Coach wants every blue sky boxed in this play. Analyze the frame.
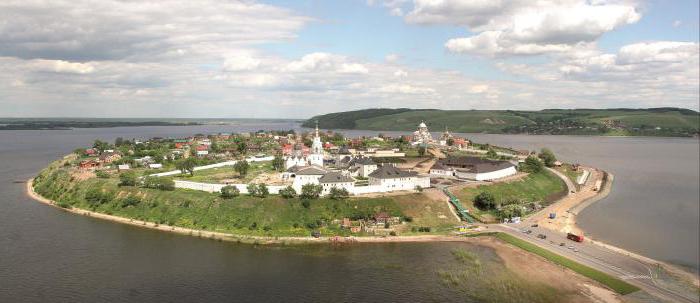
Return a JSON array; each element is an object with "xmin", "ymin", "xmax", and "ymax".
[{"xmin": 0, "ymin": 0, "xmax": 697, "ymax": 118}]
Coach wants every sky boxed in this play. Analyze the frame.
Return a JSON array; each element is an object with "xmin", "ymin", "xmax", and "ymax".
[{"xmin": 0, "ymin": 0, "xmax": 698, "ymax": 118}]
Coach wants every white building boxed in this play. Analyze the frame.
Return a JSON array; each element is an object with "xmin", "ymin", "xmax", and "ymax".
[
  {"xmin": 351, "ymin": 157, "xmax": 378, "ymax": 178},
  {"xmin": 411, "ymin": 121, "xmax": 433, "ymax": 145},
  {"xmin": 318, "ymin": 171, "xmax": 355, "ymax": 195},
  {"xmin": 431, "ymin": 156, "xmax": 517, "ymax": 181},
  {"xmin": 284, "ymin": 124, "xmax": 324, "ymax": 169},
  {"xmin": 290, "ymin": 166, "xmax": 328, "ymax": 192},
  {"xmin": 368, "ymin": 164, "xmax": 431, "ymax": 191}
]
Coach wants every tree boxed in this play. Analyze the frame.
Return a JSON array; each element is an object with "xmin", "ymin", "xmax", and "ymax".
[
  {"xmin": 120, "ymin": 195, "xmax": 141, "ymax": 208},
  {"xmin": 176, "ymin": 158, "xmax": 196, "ymax": 176},
  {"xmin": 234, "ymin": 160, "xmax": 250, "ymax": 178},
  {"xmin": 328, "ymin": 187, "xmax": 349, "ymax": 200},
  {"xmin": 119, "ymin": 171, "xmax": 138, "ymax": 186},
  {"xmin": 256, "ymin": 183, "xmax": 269, "ymax": 198},
  {"xmin": 486, "ymin": 148, "xmax": 498, "ymax": 159},
  {"xmin": 538, "ymin": 148, "xmax": 557, "ymax": 167},
  {"xmin": 272, "ymin": 155, "xmax": 285, "ymax": 172},
  {"xmin": 142, "ymin": 176, "xmax": 175, "ymax": 191},
  {"xmin": 418, "ymin": 145, "xmax": 427, "ymax": 156},
  {"xmin": 95, "ymin": 170, "xmax": 110, "ymax": 179},
  {"xmin": 474, "ymin": 191, "xmax": 496, "ymax": 210},
  {"xmin": 236, "ymin": 141, "xmax": 247, "ymax": 153},
  {"xmin": 446, "ymin": 138, "xmax": 455, "ymax": 146},
  {"xmin": 220, "ymin": 185, "xmax": 240, "ymax": 199},
  {"xmin": 300, "ymin": 183, "xmax": 322, "ymax": 200},
  {"xmin": 520, "ymin": 156, "xmax": 544, "ymax": 173},
  {"xmin": 246, "ymin": 183, "xmax": 258, "ymax": 196},
  {"xmin": 279, "ymin": 185, "xmax": 296, "ymax": 199},
  {"xmin": 92, "ymin": 139, "xmax": 110, "ymax": 151},
  {"xmin": 414, "ymin": 185, "xmax": 424, "ymax": 192}
]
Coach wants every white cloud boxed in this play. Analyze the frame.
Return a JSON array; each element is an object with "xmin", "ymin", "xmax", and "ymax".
[
  {"xmin": 378, "ymin": 83, "xmax": 435, "ymax": 94},
  {"xmin": 673, "ymin": 20, "xmax": 682, "ymax": 27},
  {"xmin": 385, "ymin": 53, "xmax": 400, "ymax": 63},
  {"xmin": 394, "ymin": 69, "xmax": 408, "ymax": 77},
  {"xmin": 223, "ymin": 54, "xmax": 261, "ymax": 72},
  {"xmin": 31, "ymin": 59, "xmax": 95, "ymax": 74},
  {"xmin": 469, "ymin": 84, "xmax": 490, "ymax": 93},
  {"xmin": 408, "ymin": 0, "xmax": 641, "ymax": 56},
  {"xmin": 285, "ymin": 52, "xmax": 368, "ymax": 74}
]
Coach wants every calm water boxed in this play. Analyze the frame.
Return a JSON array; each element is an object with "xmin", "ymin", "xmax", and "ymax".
[{"xmin": 1, "ymin": 122, "xmax": 698, "ymax": 301}]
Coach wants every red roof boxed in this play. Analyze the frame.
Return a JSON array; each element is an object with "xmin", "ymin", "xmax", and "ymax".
[{"xmin": 196, "ymin": 145, "xmax": 209, "ymax": 151}]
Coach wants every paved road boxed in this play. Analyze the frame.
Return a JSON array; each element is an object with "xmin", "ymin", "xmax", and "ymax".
[{"xmin": 490, "ymin": 224, "xmax": 698, "ymax": 303}]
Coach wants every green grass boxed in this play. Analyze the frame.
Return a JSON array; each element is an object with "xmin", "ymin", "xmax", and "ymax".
[
  {"xmin": 455, "ymin": 171, "xmax": 566, "ymax": 222},
  {"xmin": 490, "ymin": 233, "xmax": 640, "ymax": 295},
  {"xmin": 33, "ymin": 162, "xmax": 458, "ymax": 237},
  {"xmin": 555, "ymin": 164, "xmax": 583, "ymax": 185},
  {"xmin": 176, "ymin": 161, "xmax": 276, "ymax": 183}
]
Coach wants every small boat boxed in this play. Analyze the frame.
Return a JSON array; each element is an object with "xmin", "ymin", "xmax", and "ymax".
[{"xmin": 13, "ymin": 180, "xmax": 26, "ymax": 184}]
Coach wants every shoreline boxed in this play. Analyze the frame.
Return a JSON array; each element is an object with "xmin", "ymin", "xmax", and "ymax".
[{"xmin": 25, "ymin": 178, "xmax": 469, "ymax": 245}]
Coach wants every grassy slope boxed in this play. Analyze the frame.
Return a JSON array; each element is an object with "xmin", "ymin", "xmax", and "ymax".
[
  {"xmin": 33, "ymin": 164, "xmax": 457, "ymax": 237},
  {"xmin": 306, "ymin": 108, "xmax": 699, "ymax": 134},
  {"xmin": 491, "ymin": 233, "xmax": 640, "ymax": 295},
  {"xmin": 454, "ymin": 171, "xmax": 566, "ymax": 222},
  {"xmin": 176, "ymin": 161, "xmax": 275, "ymax": 183}
]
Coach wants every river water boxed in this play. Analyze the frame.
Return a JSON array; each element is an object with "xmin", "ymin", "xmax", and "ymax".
[{"xmin": 0, "ymin": 122, "xmax": 698, "ymax": 302}]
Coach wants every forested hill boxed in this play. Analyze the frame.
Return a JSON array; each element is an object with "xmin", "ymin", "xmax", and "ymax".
[{"xmin": 303, "ymin": 108, "xmax": 700, "ymax": 137}]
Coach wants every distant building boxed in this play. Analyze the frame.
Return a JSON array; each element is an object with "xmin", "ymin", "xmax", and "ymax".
[
  {"xmin": 368, "ymin": 164, "xmax": 430, "ymax": 191},
  {"xmin": 411, "ymin": 121, "xmax": 433, "ymax": 145}
]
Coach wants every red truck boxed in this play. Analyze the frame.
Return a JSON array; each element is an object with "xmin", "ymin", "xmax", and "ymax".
[{"xmin": 567, "ymin": 233, "xmax": 584, "ymax": 242}]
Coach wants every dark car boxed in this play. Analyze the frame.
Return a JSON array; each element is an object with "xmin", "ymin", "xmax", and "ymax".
[
  {"xmin": 537, "ymin": 234, "xmax": 547, "ymax": 239},
  {"xmin": 311, "ymin": 231, "xmax": 321, "ymax": 238},
  {"xmin": 559, "ymin": 242, "xmax": 566, "ymax": 246},
  {"xmin": 531, "ymin": 224, "xmax": 539, "ymax": 227}
]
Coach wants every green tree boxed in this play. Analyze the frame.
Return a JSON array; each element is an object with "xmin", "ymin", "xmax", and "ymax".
[
  {"xmin": 237, "ymin": 141, "xmax": 247, "ymax": 153},
  {"xmin": 486, "ymin": 148, "xmax": 498, "ymax": 159},
  {"xmin": 92, "ymin": 139, "xmax": 110, "ymax": 151},
  {"xmin": 120, "ymin": 195, "xmax": 141, "ymax": 208},
  {"xmin": 474, "ymin": 191, "xmax": 496, "ymax": 210},
  {"xmin": 414, "ymin": 185, "xmax": 424, "ymax": 192},
  {"xmin": 220, "ymin": 185, "xmax": 240, "ymax": 199},
  {"xmin": 246, "ymin": 183, "xmax": 258, "ymax": 196},
  {"xmin": 418, "ymin": 145, "xmax": 427, "ymax": 156},
  {"xmin": 272, "ymin": 155, "xmax": 285, "ymax": 172},
  {"xmin": 279, "ymin": 185, "xmax": 296, "ymax": 199},
  {"xmin": 176, "ymin": 157, "xmax": 197, "ymax": 176},
  {"xmin": 328, "ymin": 187, "xmax": 349, "ymax": 200},
  {"xmin": 300, "ymin": 183, "xmax": 322, "ymax": 200},
  {"xmin": 520, "ymin": 156, "xmax": 544, "ymax": 173},
  {"xmin": 234, "ymin": 160, "xmax": 250, "ymax": 178},
  {"xmin": 95, "ymin": 170, "xmax": 110, "ymax": 179},
  {"xmin": 256, "ymin": 183, "xmax": 269, "ymax": 198},
  {"xmin": 446, "ymin": 138, "xmax": 455, "ymax": 146},
  {"xmin": 142, "ymin": 176, "xmax": 175, "ymax": 191},
  {"xmin": 538, "ymin": 148, "xmax": 557, "ymax": 167},
  {"xmin": 119, "ymin": 171, "xmax": 138, "ymax": 186}
]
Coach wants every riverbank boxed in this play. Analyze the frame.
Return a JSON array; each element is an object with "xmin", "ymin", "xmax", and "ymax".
[{"xmin": 26, "ymin": 178, "xmax": 470, "ymax": 245}]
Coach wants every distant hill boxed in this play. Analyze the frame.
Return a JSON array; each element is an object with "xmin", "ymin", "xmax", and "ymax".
[{"xmin": 303, "ymin": 108, "xmax": 700, "ymax": 137}]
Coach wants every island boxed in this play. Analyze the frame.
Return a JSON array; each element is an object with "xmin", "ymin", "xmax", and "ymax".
[{"xmin": 28, "ymin": 121, "xmax": 700, "ymax": 302}]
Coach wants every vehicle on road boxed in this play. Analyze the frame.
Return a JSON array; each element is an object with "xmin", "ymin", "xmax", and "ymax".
[
  {"xmin": 537, "ymin": 234, "xmax": 547, "ymax": 239},
  {"xmin": 567, "ymin": 232, "xmax": 585, "ymax": 242},
  {"xmin": 559, "ymin": 242, "xmax": 565, "ymax": 246},
  {"xmin": 568, "ymin": 246, "xmax": 574, "ymax": 250},
  {"xmin": 526, "ymin": 230, "xmax": 533, "ymax": 234},
  {"xmin": 531, "ymin": 223, "xmax": 538, "ymax": 227},
  {"xmin": 549, "ymin": 213, "xmax": 556, "ymax": 219}
]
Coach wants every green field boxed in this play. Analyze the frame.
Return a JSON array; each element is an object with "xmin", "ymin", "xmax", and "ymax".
[
  {"xmin": 454, "ymin": 171, "xmax": 566, "ymax": 222},
  {"xmin": 33, "ymin": 161, "xmax": 458, "ymax": 237},
  {"xmin": 304, "ymin": 108, "xmax": 699, "ymax": 137},
  {"xmin": 490, "ymin": 233, "xmax": 640, "ymax": 295},
  {"xmin": 175, "ymin": 161, "xmax": 276, "ymax": 183}
]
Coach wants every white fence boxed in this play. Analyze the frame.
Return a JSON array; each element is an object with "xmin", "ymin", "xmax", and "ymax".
[
  {"xmin": 576, "ymin": 170, "xmax": 590, "ymax": 185},
  {"xmin": 174, "ymin": 180, "xmax": 285, "ymax": 194}
]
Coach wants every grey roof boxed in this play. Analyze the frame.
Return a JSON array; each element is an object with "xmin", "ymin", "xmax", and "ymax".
[
  {"xmin": 439, "ymin": 156, "xmax": 515, "ymax": 174},
  {"xmin": 295, "ymin": 166, "xmax": 328, "ymax": 175},
  {"xmin": 319, "ymin": 171, "xmax": 354, "ymax": 183},
  {"xmin": 351, "ymin": 157, "xmax": 375, "ymax": 166},
  {"xmin": 368, "ymin": 164, "xmax": 418, "ymax": 179},
  {"xmin": 430, "ymin": 161, "xmax": 448, "ymax": 171},
  {"xmin": 338, "ymin": 146, "xmax": 351, "ymax": 155}
]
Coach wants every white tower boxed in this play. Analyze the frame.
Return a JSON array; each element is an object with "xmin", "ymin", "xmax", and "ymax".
[{"xmin": 309, "ymin": 121, "xmax": 324, "ymax": 167}]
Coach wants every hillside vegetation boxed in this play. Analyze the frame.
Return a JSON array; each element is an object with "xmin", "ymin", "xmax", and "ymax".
[{"xmin": 304, "ymin": 108, "xmax": 699, "ymax": 137}]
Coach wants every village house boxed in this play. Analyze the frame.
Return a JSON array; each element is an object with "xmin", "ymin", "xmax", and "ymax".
[
  {"xmin": 79, "ymin": 159, "xmax": 100, "ymax": 170},
  {"xmin": 318, "ymin": 171, "xmax": 355, "ymax": 195},
  {"xmin": 350, "ymin": 157, "xmax": 377, "ymax": 178},
  {"xmin": 98, "ymin": 152, "xmax": 121, "ymax": 164}
]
